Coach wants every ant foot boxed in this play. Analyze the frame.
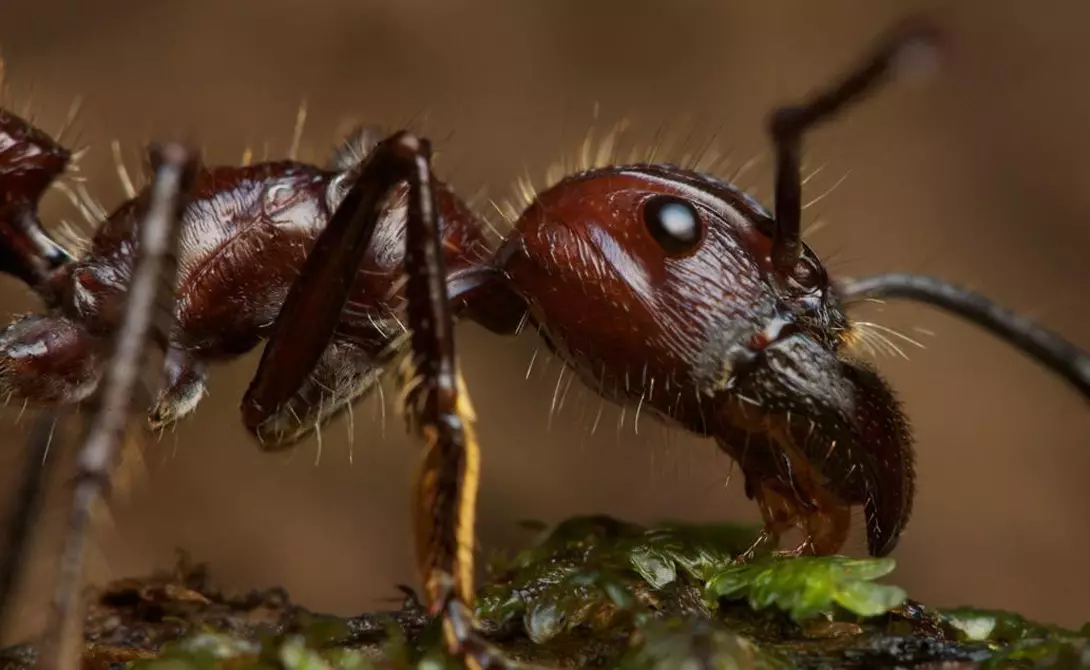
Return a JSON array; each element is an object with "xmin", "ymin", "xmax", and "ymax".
[
  {"xmin": 736, "ymin": 530, "xmax": 779, "ymax": 563},
  {"xmin": 439, "ymin": 598, "xmax": 522, "ymax": 670}
]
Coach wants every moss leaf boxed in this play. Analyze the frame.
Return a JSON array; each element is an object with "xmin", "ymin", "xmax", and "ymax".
[
  {"xmin": 982, "ymin": 637, "xmax": 1090, "ymax": 669},
  {"xmin": 706, "ymin": 555, "xmax": 906, "ymax": 620},
  {"xmin": 478, "ymin": 516, "xmax": 757, "ymax": 642},
  {"xmin": 940, "ymin": 608, "xmax": 1078, "ymax": 644},
  {"xmin": 626, "ymin": 523, "xmax": 761, "ymax": 586},
  {"xmin": 619, "ymin": 618, "xmax": 792, "ymax": 670}
]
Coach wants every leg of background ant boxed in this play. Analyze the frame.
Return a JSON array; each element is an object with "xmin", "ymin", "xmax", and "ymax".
[
  {"xmin": 241, "ymin": 132, "xmax": 505, "ymax": 667},
  {"xmin": 838, "ymin": 273, "xmax": 1090, "ymax": 399},
  {"xmin": 768, "ymin": 19, "xmax": 940, "ymax": 270},
  {"xmin": 37, "ymin": 144, "xmax": 196, "ymax": 670},
  {"xmin": 0, "ymin": 411, "xmax": 65, "ymax": 638}
]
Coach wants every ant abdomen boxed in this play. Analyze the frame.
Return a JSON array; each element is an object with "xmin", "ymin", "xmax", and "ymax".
[
  {"xmin": 0, "ymin": 109, "xmax": 74, "ymax": 293},
  {"xmin": 0, "ymin": 109, "xmax": 70, "ymax": 206}
]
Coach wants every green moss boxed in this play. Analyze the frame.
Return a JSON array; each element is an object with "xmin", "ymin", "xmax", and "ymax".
[
  {"xmin": 476, "ymin": 515, "xmax": 755, "ymax": 643},
  {"xmin": 478, "ymin": 515, "xmax": 908, "ymax": 638},
  {"xmin": 3, "ymin": 515, "xmax": 1087, "ymax": 669},
  {"xmin": 706, "ymin": 555, "xmax": 907, "ymax": 621},
  {"xmin": 939, "ymin": 608, "xmax": 1079, "ymax": 645},
  {"xmin": 932, "ymin": 608, "xmax": 1090, "ymax": 669},
  {"xmin": 618, "ymin": 618, "xmax": 794, "ymax": 670}
]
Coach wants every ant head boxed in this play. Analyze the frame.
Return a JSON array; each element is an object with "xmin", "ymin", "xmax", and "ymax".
[
  {"xmin": 499, "ymin": 164, "xmax": 851, "ymax": 395},
  {"xmin": 498, "ymin": 163, "xmax": 913, "ymax": 556}
]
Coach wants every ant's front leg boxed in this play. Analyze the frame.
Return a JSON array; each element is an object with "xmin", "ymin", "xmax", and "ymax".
[
  {"xmin": 38, "ymin": 143, "xmax": 198, "ymax": 670},
  {"xmin": 240, "ymin": 132, "xmax": 508, "ymax": 668}
]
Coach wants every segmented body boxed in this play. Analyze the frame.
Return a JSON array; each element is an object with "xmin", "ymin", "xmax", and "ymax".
[{"xmin": 4, "ymin": 149, "xmax": 491, "ymax": 445}]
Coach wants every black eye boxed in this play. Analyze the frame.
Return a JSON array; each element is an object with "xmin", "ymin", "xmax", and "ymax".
[{"xmin": 643, "ymin": 195, "xmax": 703, "ymax": 254}]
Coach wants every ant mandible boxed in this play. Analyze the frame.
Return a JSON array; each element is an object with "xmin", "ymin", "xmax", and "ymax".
[{"xmin": 0, "ymin": 16, "xmax": 1088, "ymax": 670}]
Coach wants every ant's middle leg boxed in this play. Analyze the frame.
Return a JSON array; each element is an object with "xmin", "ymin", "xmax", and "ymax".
[
  {"xmin": 240, "ymin": 131, "xmax": 509, "ymax": 668},
  {"xmin": 240, "ymin": 335, "xmax": 389, "ymax": 449}
]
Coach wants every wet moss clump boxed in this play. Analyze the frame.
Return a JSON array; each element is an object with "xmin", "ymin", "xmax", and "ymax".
[{"xmin": 2, "ymin": 516, "xmax": 1087, "ymax": 669}]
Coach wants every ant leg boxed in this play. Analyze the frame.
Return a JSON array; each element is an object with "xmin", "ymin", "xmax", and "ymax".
[
  {"xmin": 838, "ymin": 273, "xmax": 1090, "ymax": 399},
  {"xmin": 244, "ymin": 337, "xmax": 387, "ymax": 449},
  {"xmin": 37, "ymin": 143, "xmax": 197, "ymax": 670},
  {"xmin": 768, "ymin": 19, "xmax": 941, "ymax": 271},
  {"xmin": 241, "ymin": 132, "xmax": 507, "ymax": 667},
  {"xmin": 147, "ymin": 347, "xmax": 207, "ymax": 431},
  {"xmin": 448, "ymin": 266, "xmax": 530, "ymax": 336}
]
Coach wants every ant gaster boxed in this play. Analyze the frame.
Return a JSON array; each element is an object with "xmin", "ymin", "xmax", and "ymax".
[{"xmin": 1, "ymin": 17, "xmax": 1089, "ymax": 670}]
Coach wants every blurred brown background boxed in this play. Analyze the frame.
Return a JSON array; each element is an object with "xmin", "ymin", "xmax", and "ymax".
[{"xmin": 1, "ymin": 0, "xmax": 1089, "ymax": 644}]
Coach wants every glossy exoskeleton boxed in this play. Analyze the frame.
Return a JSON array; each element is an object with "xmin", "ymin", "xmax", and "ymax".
[{"xmin": 1, "ymin": 17, "xmax": 1089, "ymax": 670}]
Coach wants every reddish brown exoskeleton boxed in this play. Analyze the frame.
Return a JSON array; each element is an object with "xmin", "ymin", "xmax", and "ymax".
[{"xmin": 1, "ymin": 16, "xmax": 1089, "ymax": 670}]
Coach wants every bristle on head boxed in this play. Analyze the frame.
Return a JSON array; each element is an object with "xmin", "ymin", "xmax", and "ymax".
[{"xmin": 493, "ymin": 112, "xmax": 845, "ymax": 246}]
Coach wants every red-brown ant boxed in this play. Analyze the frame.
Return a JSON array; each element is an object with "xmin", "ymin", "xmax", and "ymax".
[{"xmin": 1, "ymin": 16, "xmax": 1089, "ymax": 670}]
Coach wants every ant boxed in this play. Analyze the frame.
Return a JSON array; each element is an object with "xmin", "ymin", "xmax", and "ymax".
[{"xmin": 1, "ymin": 15, "xmax": 1089, "ymax": 670}]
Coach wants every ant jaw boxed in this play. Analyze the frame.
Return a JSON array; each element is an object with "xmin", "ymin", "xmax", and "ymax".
[
  {"xmin": 712, "ymin": 332, "xmax": 914, "ymax": 557},
  {"xmin": 700, "ymin": 310, "xmax": 806, "ymax": 397},
  {"xmin": 838, "ymin": 360, "xmax": 914, "ymax": 557}
]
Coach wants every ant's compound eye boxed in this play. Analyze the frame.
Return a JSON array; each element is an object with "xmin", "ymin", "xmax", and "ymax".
[
  {"xmin": 643, "ymin": 195, "xmax": 703, "ymax": 255},
  {"xmin": 788, "ymin": 255, "xmax": 824, "ymax": 293}
]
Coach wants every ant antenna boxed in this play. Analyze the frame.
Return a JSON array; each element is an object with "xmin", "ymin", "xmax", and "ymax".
[
  {"xmin": 838, "ymin": 273, "xmax": 1090, "ymax": 399},
  {"xmin": 769, "ymin": 18, "xmax": 943, "ymax": 271}
]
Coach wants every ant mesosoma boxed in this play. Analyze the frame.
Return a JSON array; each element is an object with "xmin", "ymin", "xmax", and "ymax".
[{"xmin": 1, "ymin": 16, "xmax": 1088, "ymax": 670}]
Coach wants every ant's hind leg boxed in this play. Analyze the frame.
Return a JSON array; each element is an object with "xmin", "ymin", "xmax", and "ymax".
[
  {"xmin": 240, "ymin": 131, "xmax": 510, "ymax": 668},
  {"xmin": 241, "ymin": 338, "xmax": 386, "ymax": 450}
]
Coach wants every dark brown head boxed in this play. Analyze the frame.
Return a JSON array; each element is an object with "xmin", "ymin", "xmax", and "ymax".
[{"xmin": 495, "ymin": 164, "xmax": 913, "ymax": 556}]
